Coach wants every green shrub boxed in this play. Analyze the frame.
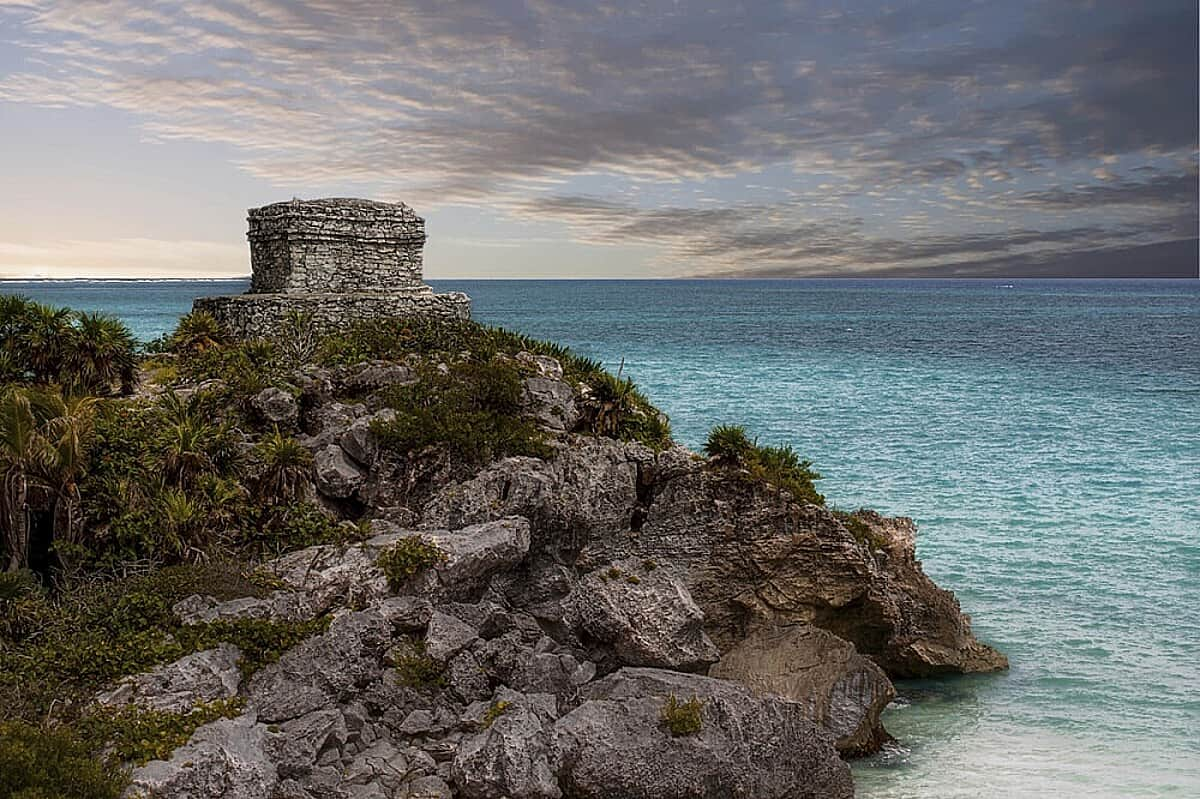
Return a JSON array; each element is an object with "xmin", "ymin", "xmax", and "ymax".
[
  {"xmin": 176, "ymin": 617, "xmax": 330, "ymax": 676},
  {"xmin": 393, "ymin": 638, "xmax": 446, "ymax": 689},
  {"xmin": 376, "ymin": 537, "xmax": 446, "ymax": 591},
  {"xmin": 703, "ymin": 424, "xmax": 755, "ymax": 463},
  {"xmin": 0, "ymin": 719, "xmax": 128, "ymax": 799},
  {"xmin": 77, "ymin": 698, "xmax": 245, "ymax": 765},
  {"xmin": 0, "ymin": 296, "xmax": 136, "ymax": 395},
  {"xmin": 0, "ymin": 562, "xmax": 272, "ymax": 723},
  {"xmin": 832, "ymin": 508, "xmax": 888, "ymax": 550},
  {"xmin": 481, "ymin": 699, "xmax": 511, "ymax": 728},
  {"xmin": 254, "ymin": 429, "xmax": 313, "ymax": 505},
  {"xmin": 372, "ymin": 361, "xmax": 551, "ymax": 464},
  {"xmin": 660, "ymin": 694, "xmax": 704, "ymax": 737},
  {"xmin": 703, "ymin": 425, "xmax": 824, "ymax": 505},
  {"xmin": 168, "ymin": 310, "xmax": 225, "ymax": 355}
]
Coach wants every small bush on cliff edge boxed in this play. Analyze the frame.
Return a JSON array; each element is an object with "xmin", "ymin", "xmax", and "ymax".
[{"xmin": 703, "ymin": 424, "xmax": 824, "ymax": 505}]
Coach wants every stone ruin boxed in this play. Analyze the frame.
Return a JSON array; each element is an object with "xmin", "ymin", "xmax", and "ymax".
[{"xmin": 193, "ymin": 198, "xmax": 470, "ymax": 337}]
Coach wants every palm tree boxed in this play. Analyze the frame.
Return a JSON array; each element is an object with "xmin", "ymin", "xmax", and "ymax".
[
  {"xmin": 64, "ymin": 313, "xmax": 137, "ymax": 396},
  {"xmin": 0, "ymin": 388, "xmax": 98, "ymax": 571},
  {"xmin": 21, "ymin": 303, "xmax": 74, "ymax": 384},
  {"xmin": 34, "ymin": 393, "xmax": 98, "ymax": 560},
  {"xmin": 169, "ymin": 311, "xmax": 224, "ymax": 354},
  {"xmin": 0, "ymin": 389, "xmax": 42, "ymax": 571}
]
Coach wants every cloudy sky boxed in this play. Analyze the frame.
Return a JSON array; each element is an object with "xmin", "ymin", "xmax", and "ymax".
[{"xmin": 0, "ymin": 0, "xmax": 1196, "ymax": 279}]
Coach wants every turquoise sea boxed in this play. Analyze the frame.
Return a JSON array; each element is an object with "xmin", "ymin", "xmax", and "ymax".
[{"xmin": 4, "ymin": 278, "xmax": 1199, "ymax": 798}]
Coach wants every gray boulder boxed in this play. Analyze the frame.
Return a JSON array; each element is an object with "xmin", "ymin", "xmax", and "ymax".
[
  {"xmin": 97, "ymin": 644, "xmax": 241, "ymax": 713},
  {"xmin": 371, "ymin": 517, "xmax": 532, "ymax": 599},
  {"xmin": 314, "ymin": 443, "xmax": 365, "ymax": 499},
  {"xmin": 521, "ymin": 376, "xmax": 579, "ymax": 432},
  {"xmin": 340, "ymin": 409, "xmax": 394, "ymax": 466},
  {"xmin": 252, "ymin": 387, "xmax": 299, "ymax": 427},
  {"xmin": 265, "ymin": 543, "xmax": 390, "ymax": 616},
  {"xmin": 247, "ymin": 609, "xmax": 392, "ymax": 724},
  {"xmin": 709, "ymin": 623, "xmax": 895, "ymax": 755},
  {"xmin": 264, "ymin": 707, "xmax": 348, "ymax": 779},
  {"xmin": 564, "ymin": 559, "xmax": 718, "ymax": 672},
  {"xmin": 553, "ymin": 667, "xmax": 853, "ymax": 799},
  {"xmin": 425, "ymin": 610, "xmax": 479, "ymax": 664},
  {"xmin": 452, "ymin": 689, "xmax": 562, "ymax": 799},
  {"xmin": 173, "ymin": 592, "xmax": 313, "ymax": 625},
  {"xmin": 126, "ymin": 715, "xmax": 277, "ymax": 799},
  {"xmin": 516, "ymin": 351, "xmax": 564, "ymax": 380}
]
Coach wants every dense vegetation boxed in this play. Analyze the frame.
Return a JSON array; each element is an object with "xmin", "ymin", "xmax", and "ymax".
[
  {"xmin": 703, "ymin": 424, "xmax": 825, "ymax": 505},
  {"xmin": 0, "ymin": 298, "xmax": 829, "ymax": 794}
]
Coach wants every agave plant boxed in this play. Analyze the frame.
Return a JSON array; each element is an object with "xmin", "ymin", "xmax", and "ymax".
[{"xmin": 255, "ymin": 428, "xmax": 313, "ymax": 505}]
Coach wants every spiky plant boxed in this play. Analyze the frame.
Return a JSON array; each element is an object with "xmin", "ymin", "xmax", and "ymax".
[
  {"xmin": 255, "ymin": 429, "xmax": 312, "ymax": 505},
  {"xmin": 703, "ymin": 424, "xmax": 754, "ymax": 464},
  {"xmin": 64, "ymin": 312, "xmax": 137, "ymax": 395},
  {"xmin": 169, "ymin": 311, "xmax": 224, "ymax": 354}
]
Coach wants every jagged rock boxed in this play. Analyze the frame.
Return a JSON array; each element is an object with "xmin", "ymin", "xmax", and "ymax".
[
  {"xmin": 266, "ymin": 542, "xmax": 390, "ymax": 615},
  {"xmin": 173, "ymin": 591, "xmax": 313, "ymax": 625},
  {"xmin": 420, "ymin": 438, "xmax": 650, "ymax": 554},
  {"xmin": 404, "ymin": 775, "xmax": 453, "ymax": 798},
  {"xmin": 452, "ymin": 689, "xmax": 561, "ymax": 799},
  {"xmin": 340, "ymin": 409, "xmax": 394, "ymax": 466},
  {"xmin": 342, "ymin": 740, "xmax": 409, "ymax": 791},
  {"xmin": 506, "ymin": 650, "xmax": 595, "ymax": 701},
  {"xmin": 314, "ymin": 443, "xmax": 366, "ymax": 499},
  {"xmin": 820, "ymin": 511, "xmax": 1009, "ymax": 677},
  {"xmin": 554, "ymin": 668, "xmax": 853, "ymax": 799},
  {"xmin": 341, "ymin": 361, "xmax": 417, "ymax": 393},
  {"xmin": 516, "ymin": 351, "xmax": 564, "ymax": 380},
  {"xmin": 252, "ymin": 387, "xmax": 299, "ymax": 426},
  {"xmin": 445, "ymin": 650, "xmax": 492, "ymax": 703},
  {"xmin": 425, "ymin": 609, "xmax": 478, "ymax": 666},
  {"xmin": 305, "ymin": 401, "xmax": 366, "ymax": 445},
  {"xmin": 521, "ymin": 376, "xmax": 579, "ymax": 432},
  {"xmin": 565, "ymin": 558, "xmax": 718, "ymax": 672},
  {"xmin": 126, "ymin": 715, "xmax": 277, "ymax": 798},
  {"xmin": 264, "ymin": 707, "xmax": 348, "ymax": 778},
  {"xmin": 709, "ymin": 623, "xmax": 895, "ymax": 755},
  {"xmin": 247, "ymin": 609, "xmax": 392, "ymax": 724},
  {"xmin": 377, "ymin": 596, "xmax": 435, "ymax": 632},
  {"xmin": 97, "ymin": 644, "xmax": 241, "ymax": 713},
  {"xmin": 371, "ymin": 517, "xmax": 532, "ymax": 599}
]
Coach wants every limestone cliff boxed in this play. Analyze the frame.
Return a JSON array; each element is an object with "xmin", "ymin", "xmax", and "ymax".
[{"xmin": 100, "ymin": 346, "xmax": 1004, "ymax": 799}]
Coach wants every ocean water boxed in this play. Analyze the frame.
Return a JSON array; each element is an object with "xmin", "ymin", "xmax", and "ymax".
[{"xmin": 4, "ymin": 277, "xmax": 1199, "ymax": 798}]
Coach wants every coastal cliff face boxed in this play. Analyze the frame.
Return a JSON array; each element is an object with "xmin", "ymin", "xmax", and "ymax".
[{"xmin": 101, "ymin": 340, "xmax": 1004, "ymax": 799}]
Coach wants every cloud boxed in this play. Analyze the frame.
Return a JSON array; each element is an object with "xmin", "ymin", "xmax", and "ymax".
[{"xmin": 0, "ymin": 0, "xmax": 1195, "ymax": 276}]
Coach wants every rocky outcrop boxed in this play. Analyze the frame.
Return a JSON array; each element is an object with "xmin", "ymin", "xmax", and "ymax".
[
  {"xmin": 111, "ymin": 349, "xmax": 1006, "ymax": 797},
  {"xmin": 710, "ymin": 623, "xmax": 894, "ymax": 755},
  {"xmin": 554, "ymin": 668, "xmax": 853, "ymax": 799},
  {"xmin": 96, "ymin": 645, "xmax": 242, "ymax": 713},
  {"xmin": 564, "ymin": 558, "xmax": 719, "ymax": 672}
]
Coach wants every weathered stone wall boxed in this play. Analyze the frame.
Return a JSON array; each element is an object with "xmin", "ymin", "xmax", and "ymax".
[
  {"xmin": 195, "ymin": 197, "xmax": 468, "ymax": 339},
  {"xmin": 193, "ymin": 290, "xmax": 470, "ymax": 339},
  {"xmin": 248, "ymin": 198, "xmax": 426, "ymax": 294}
]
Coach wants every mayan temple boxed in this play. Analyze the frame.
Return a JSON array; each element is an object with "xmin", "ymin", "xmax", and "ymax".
[{"xmin": 193, "ymin": 198, "xmax": 470, "ymax": 337}]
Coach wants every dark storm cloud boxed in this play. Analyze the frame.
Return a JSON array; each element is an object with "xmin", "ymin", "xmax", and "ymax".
[{"xmin": 0, "ymin": 0, "xmax": 1195, "ymax": 275}]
